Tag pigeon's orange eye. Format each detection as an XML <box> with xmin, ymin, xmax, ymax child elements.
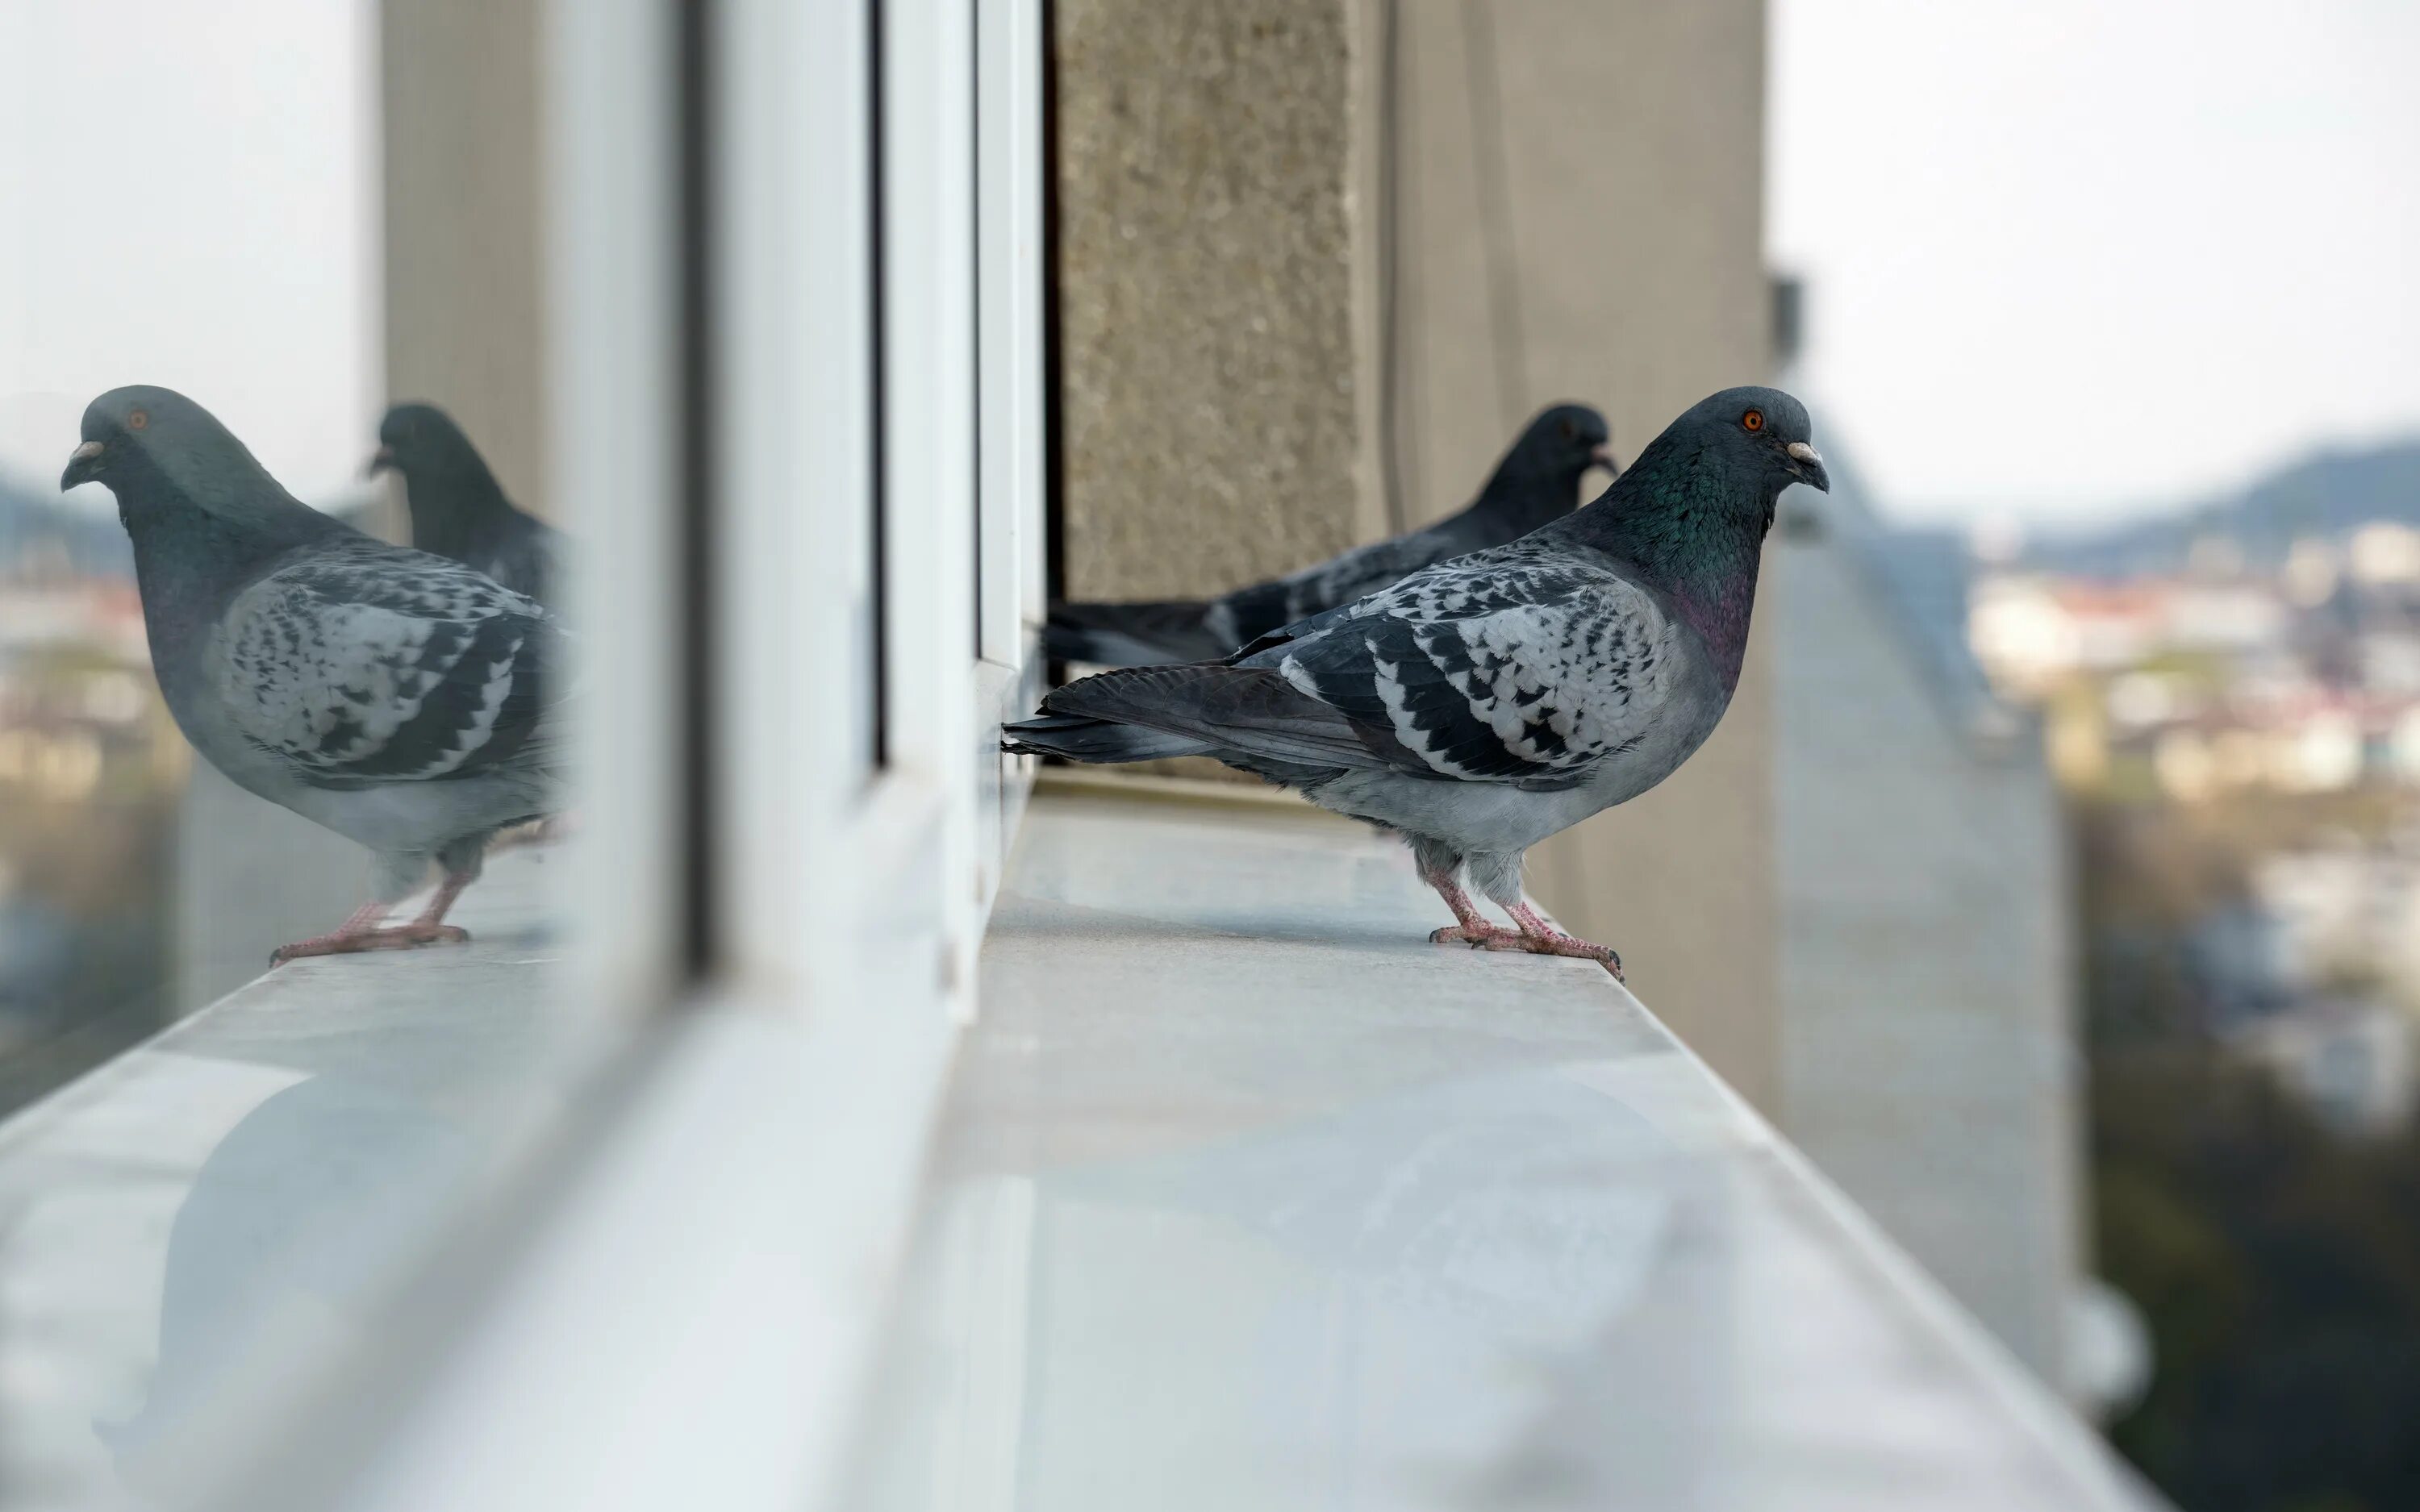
<box><xmin>1742</xmin><ymin>409</ymin><xmax>1763</xmax><ymax>433</ymax></box>
<box><xmin>127</xmin><ymin>409</ymin><xmax>148</xmax><ymax>431</ymax></box>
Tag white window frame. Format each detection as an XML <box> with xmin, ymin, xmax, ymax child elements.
<box><xmin>311</xmin><ymin>4</ymin><xmax>1049</xmax><ymax>1509</ymax></box>
<box><xmin>974</xmin><ymin>0</ymin><xmax>1052</xmax><ymax>901</ymax></box>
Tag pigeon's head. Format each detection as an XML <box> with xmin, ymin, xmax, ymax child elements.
<box><xmin>62</xmin><ymin>385</ymin><xmax>264</xmax><ymax>498</ymax></box>
<box><xmin>1508</xmin><ymin>403</ymin><xmax>1617</xmax><ymax>481</ymax></box>
<box><xmin>369</xmin><ymin>402</ymin><xmax>490</xmax><ymax>486</ymax></box>
<box><xmin>1674</xmin><ymin>385</ymin><xmax>1828</xmax><ymax>506</ymax></box>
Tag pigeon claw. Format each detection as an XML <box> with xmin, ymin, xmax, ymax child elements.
<box><xmin>1429</xmin><ymin>923</ymin><xmax>1524</xmax><ymax>949</ymax></box>
<box><xmin>1481</xmin><ymin>931</ymin><xmax>1625</xmax><ymax>980</ymax></box>
<box><xmin>1427</xmin><ymin>918</ymin><xmax>1625</xmax><ymax>979</ymax></box>
<box><xmin>1499</xmin><ymin>901</ymin><xmax>1625</xmax><ymax>980</ymax></box>
<box><xmin>270</xmin><ymin>923</ymin><xmax>473</xmax><ymax>966</ymax></box>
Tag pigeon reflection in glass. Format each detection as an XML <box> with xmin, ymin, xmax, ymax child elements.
<box><xmin>64</xmin><ymin>386</ymin><xmax>570</xmax><ymax>963</ymax></box>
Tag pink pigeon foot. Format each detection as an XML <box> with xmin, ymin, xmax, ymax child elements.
<box><xmin>269</xmin><ymin>868</ymin><xmax>478</xmax><ymax>965</ymax></box>
<box><xmin>1417</xmin><ymin>857</ymin><xmax>1524</xmax><ymax>949</ymax></box>
<box><xmin>271</xmin><ymin>922</ymin><xmax>471</xmax><ymax>964</ymax></box>
<box><xmin>1430</xmin><ymin>923</ymin><xmax>1529</xmax><ymax>948</ymax></box>
<box><xmin>1478</xmin><ymin>901</ymin><xmax>1623</xmax><ymax>979</ymax></box>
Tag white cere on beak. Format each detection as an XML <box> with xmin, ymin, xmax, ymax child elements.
<box><xmin>1787</xmin><ymin>441</ymin><xmax>1822</xmax><ymax>466</ymax></box>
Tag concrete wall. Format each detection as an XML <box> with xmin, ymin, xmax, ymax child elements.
<box><xmin>1054</xmin><ymin>0</ymin><xmax>1782</xmax><ymax>1105</ymax></box>
<box><xmin>1771</xmin><ymin>516</ymin><xmax>2080</xmax><ymax>1383</ymax></box>
<box><xmin>1054</xmin><ymin>0</ymin><xmax>1365</xmax><ymax>600</ymax></box>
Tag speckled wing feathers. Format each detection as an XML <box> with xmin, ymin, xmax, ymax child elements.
<box><xmin>1041</xmin><ymin>662</ymin><xmax>1393</xmax><ymax>771</ymax></box>
<box><xmin>1026</xmin><ymin>544</ymin><xmax>1679</xmax><ymax>792</ymax></box>
<box><xmin>215</xmin><ymin>543</ymin><xmax>560</xmax><ymax>789</ymax></box>
<box><xmin>1253</xmin><ymin>551</ymin><xmax>1677</xmax><ymax>789</ymax></box>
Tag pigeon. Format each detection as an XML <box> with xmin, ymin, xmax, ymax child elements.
<box><xmin>369</xmin><ymin>402</ymin><xmax>566</xmax><ymax>610</ymax></box>
<box><xmin>1045</xmin><ymin>402</ymin><xmax>1616</xmax><ymax>666</ymax></box>
<box><xmin>1002</xmin><ymin>386</ymin><xmax>1827</xmax><ymax>977</ymax></box>
<box><xmin>63</xmin><ymin>385</ymin><xmax>570</xmax><ymax>963</ymax></box>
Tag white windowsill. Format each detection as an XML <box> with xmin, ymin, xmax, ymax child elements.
<box><xmin>841</xmin><ymin>777</ymin><xmax>2165</xmax><ymax>1511</ymax></box>
<box><xmin>0</xmin><ymin>847</ymin><xmax>599</xmax><ymax>1506</ymax></box>
<box><xmin>0</xmin><ymin>778</ymin><xmax>2165</xmax><ymax>1511</ymax></box>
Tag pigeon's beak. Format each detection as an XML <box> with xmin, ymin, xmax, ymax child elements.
<box><xmin>60</xmin><ymin>440</ymin><xmax>105</xmax><ymax>492</ymax></box>
<box><xmin>1786</xmin><ymin>440</ymin><xmax>1830</xmax><ymax>493</ymax></box>
<box><xmin>365</xmin><ymin>445</ymin><xmax>397</xmax><ymax>479</ymax></box>
<box><xmin>1590</xmin><ymin>442</ymin><xmax>1621</xmax><ymax>473</ymax></box>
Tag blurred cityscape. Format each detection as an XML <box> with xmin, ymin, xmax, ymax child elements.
<box><xmin>0</xmin><ymin>466</ymin><xmax>389</xmax><ymax>1114</ymax></box>
<box><xmin>0</xmin><ymin>470</ymin><xmax>180</xmax><ymax>1114</ymax></box>
<box><xmin>1979</xmin><ymin>440</ymin><xmax>2420</xmax><ymax>1135</ymax></box>
<box><xmin>1967</xmin><ymin>437</ymin><xmax>2420</xmax><ymax>1508</ymax></box>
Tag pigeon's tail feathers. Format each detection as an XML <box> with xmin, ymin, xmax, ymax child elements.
<box><xmin>1042</xmin><ymin>599</ymin><xmax>1230</xmax><ymax>667</ymax></box>
<box><xmin>1029</xmin><ymin>663</ymin><xmax>1389</xmax><ymax>773</ymax></box>
<box><xmin>999</xmin><ymin>711</ymin><xmax>1210</xmax><ymax>764</ymax></box>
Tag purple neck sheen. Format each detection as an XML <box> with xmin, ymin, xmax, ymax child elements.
<box><xmin>1554</xmin><ymin>437</ymin><xmax>1774</xmax><ymax>692</ymax></box>
<box><xmin>1665</xmin><ymin>553</ymin><xmax>1762</xmax><ymax>691</ymax></box>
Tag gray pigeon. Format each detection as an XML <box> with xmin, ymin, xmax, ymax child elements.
<box><xmin>369</xmin><ymin>402</ymin><xmax>566</xmax><ymax>610</ymax></box>
<box><xmin>62</xmin><ymin>386</ymin><xmax>570</xmax><ymax>963</ymax></box>
<box><xmin>1003</xmin><ymin>386</ymin><xmax>1827</xmax><ymax>976</ymax></box>
<box><xmin>1045</xmin><ymin>403</ymin><xmax>1616</xmax><ymax>666</ymax></box>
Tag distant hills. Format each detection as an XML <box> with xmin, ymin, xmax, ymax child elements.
<box><xmin>2024</xmin><ymin>439</ymin><xmax>2420</xmax><ymax>579</ymax></box>
<box><xmin>0</xmin><ymin>471</ymin><xmax>131</xmax><ymax>579</ymax></box>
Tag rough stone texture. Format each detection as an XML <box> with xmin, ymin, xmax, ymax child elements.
<box><xmin>1055</xmin><ymin>0</ymin><xmax>1363</xmax><ymax>602</ymax></box>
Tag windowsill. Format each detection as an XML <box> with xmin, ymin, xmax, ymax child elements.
<box><xmin>0</xmin><ymin>848</ymin><xmax>586</xmax><ymax>1504</ymax></box>
<box><xmin>842</xmin><ymin>777</ymin><xmax>2164</xmax><ymax>1510</ymax></box>
<box><xmin>0</xmin><ymin>781</ymin><xmax>2162</xmax><ymax>1510</ymax></box>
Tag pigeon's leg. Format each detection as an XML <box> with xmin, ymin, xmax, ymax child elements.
<box><xmin>1466</xmin><ymin>849</ymin><xmax>1624</xmax><ymax>979</ymax></box>
<box><xmin>1412</xmin><ymin>835</ymin><xmax>1524</xmax><ymax>949</ymax></box>
<box><xmin>270</xmin><ymin>904</ymin><xmax>472</xmax><ymax>963</ymax></box>
<box><xmin>407</xmin><ymin>867</ymin><xmax>478</xmax><ymax>932</ymax></box>
<box><xmin>268</xmin><ymin>901</ymin><xmax>396</xmax><ymax>964</ymax></box>
<box><xmin>1500</xmin><ymin>901</ymin><xmax>1625</xmax><ymax>980</ymax></box>
<box><xmin>269</xmin><ymin>849</ymin><xmax>478</xmax><ymax>964</ymax></box>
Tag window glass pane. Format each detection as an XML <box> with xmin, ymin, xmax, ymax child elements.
<box><xmin>1</xmin><ymin>2</ymin><xmax>379</xmax><ymax>1089</ymax></box>
<box><xmin>0</xmin><ymin>2</ymin><xmax>632</xmax><ymax>1502</ymax></box>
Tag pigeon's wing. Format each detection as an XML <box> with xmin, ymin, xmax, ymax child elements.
<box><xmin>1038</xmin><ymin>660</ymin><xmax>1400</xmax><ymax>773</ymax></box>
<box><xmin>1239</xmin><ymin>553</ymin><xmax>1688</xmax><ymax>789</ymax></box>
<box><xmin>1041</xmin><ymin>551</ymin><xmax>1684</xmax><ymax>790</ymax></box>
<box><xmin>213</xmin><ymin>544</ymin><xmax>565</xmax><ymax>789</ymax></box>
<box><xmin>1218</xmin><ymin>526</ymin><xmax>1460</xmax><ymax>646</ymax></box>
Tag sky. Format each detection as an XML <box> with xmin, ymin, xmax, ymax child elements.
<box><xmin>5</xmin><ymin>2</ymin><xmax>2414</xmax><ymax>531</ymax></box>
<box><xmin>1768</xmin><ymin>0</ymin><xmax>2420</xmax><ymax>526</ymax></box>
<box><xmin>0</xmin><ymin>0</ymin><xmax>378</xmax><ymax>507</ymax></box>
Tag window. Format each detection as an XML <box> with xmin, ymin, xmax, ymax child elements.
<box><xmin>0</xmin><ymin>0</ymin><xmax>383</xmax><ymax>1106</ymax></box>
<box><xmin>0</xmin><ymin>2</ymin><xmax>1046</xmax><ymax>1507</ymax></box>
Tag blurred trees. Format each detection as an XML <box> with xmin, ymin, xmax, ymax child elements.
<box><xmin>2081</xmin><ymin>796</ymin><xmax>2420</xmax><ymax>1511</ymax></box>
